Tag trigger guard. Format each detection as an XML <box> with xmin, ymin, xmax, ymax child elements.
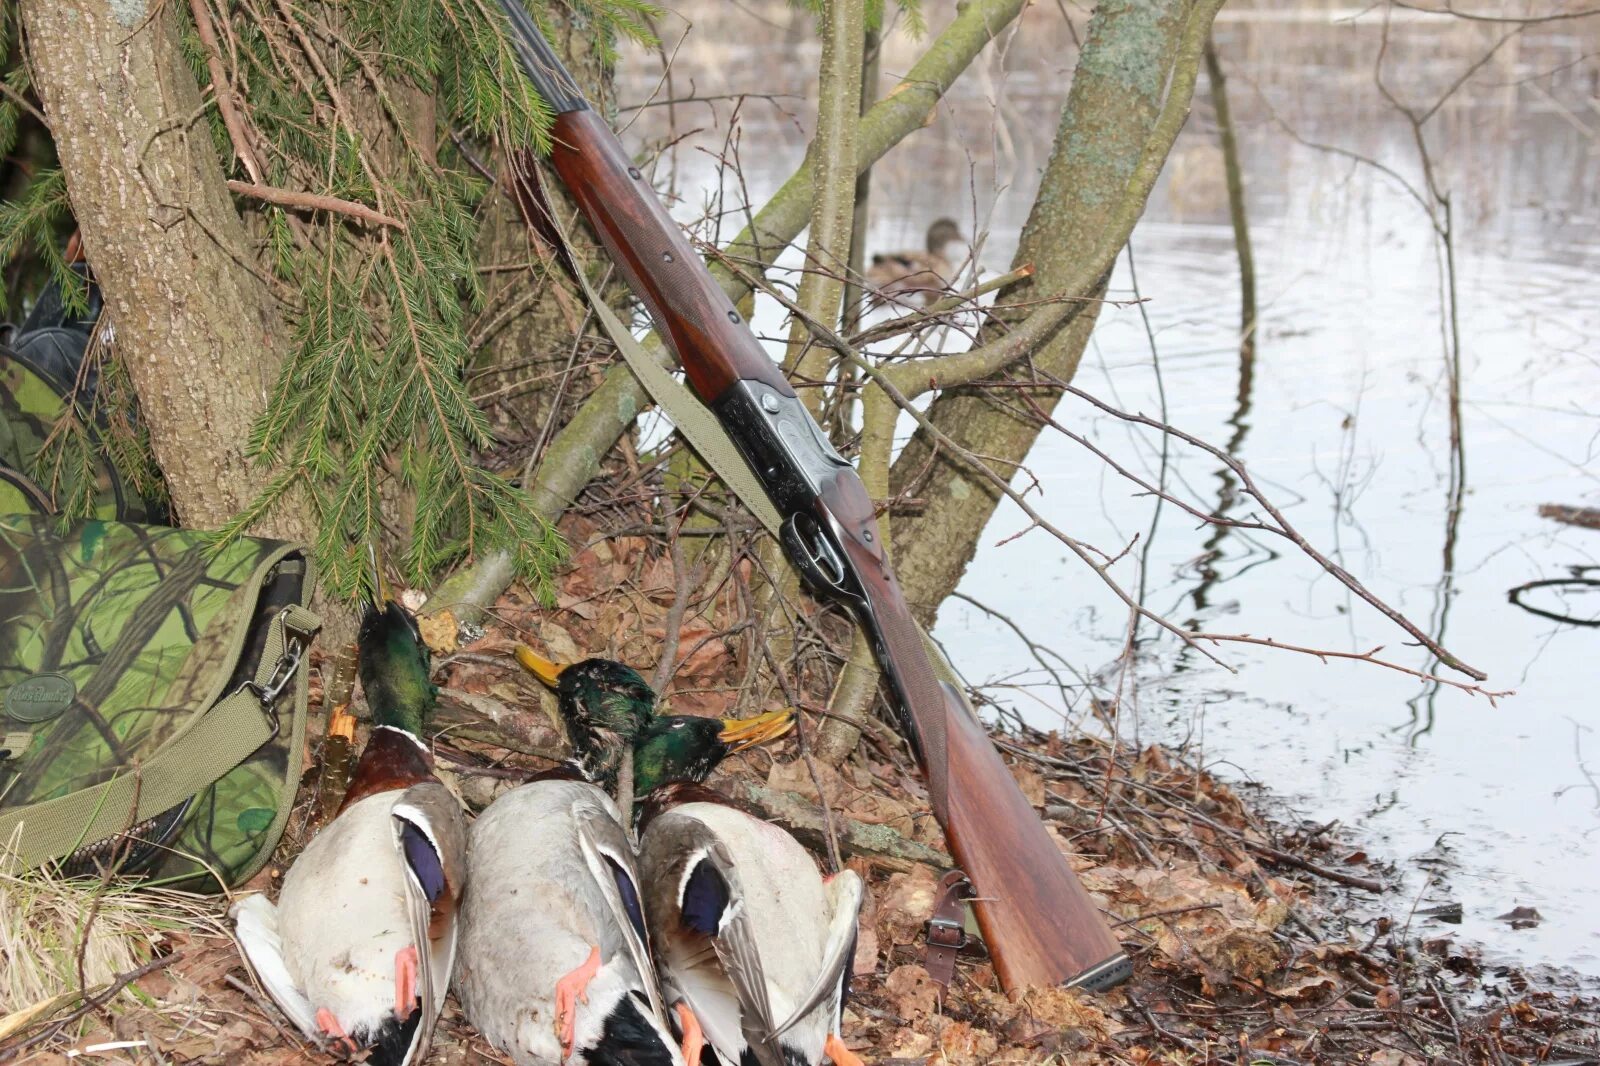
<box><xmin>782</xmin><ymin>513</ymin><xmax>848</xmax><ymax>594</ymax></box>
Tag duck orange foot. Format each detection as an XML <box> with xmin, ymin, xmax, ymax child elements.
<box><xmin>395</xmin><ymin>945</ymin><xmax>419</xmax><ymax>1017</ymax></box>
<box><xmin>673</xmin><ymin>1001</ymin><xmax>704</xmax><ymax>1066</ymax></box>
<box><xmin>555</xmin><ymin>945</ymin><xmax>602</xmax><ymax>1057</ymax></box>
<box><xmin>825</xmin><ymin>1032</ymin><xmax>864</xmax><ymax>1066</ymax></box>
<box><xmin>315</xmin><ymin>1007</ymin><xmax>361</xmax><ymax>1056</ymax></box>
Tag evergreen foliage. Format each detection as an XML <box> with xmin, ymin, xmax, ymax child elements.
<box><xmin>0</xmin><ymin>0</ymin><xmax>659</xmax><ymax>601</ymax></box>
<box><xmin>0</xmin><ymin>167</ymin><xmax>87</xmax><ymax>319</ymax></box>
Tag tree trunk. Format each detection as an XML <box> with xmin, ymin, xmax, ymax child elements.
<box><xmin>887</xmin><ymin>0</ymin><xmax>1190</xmax><ymax>625</ymax></box>
<box><xmin>471</xmin><ymin>7</ymin><xmax>618</xmax><ymax>443</ymax></box>
<box><xmin>435</xmin><ymin>0</ymin><xmax>1032</xmax><ymax>613</ymax></box>
<box><xmin>19</xmin><ymin>0</ymin><xmax>311</xmax><ymax>543</ymax></box>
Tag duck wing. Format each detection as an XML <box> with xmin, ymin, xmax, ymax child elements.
<box><xmin>772</xmin><ymin>870</ymin><xmax>862</xmax><ymax>1038</ymax></box>
<box><xmin>391</xmin><ymin>781</ymin><xmax>468</xmax><ymax>1065</ymax></box>
<box><xmin>642</xmin><ymin>811</ymin><xmax>792</xmax><ymax>1066</ymax></box>
<box><xmin>230</xmin><ymin>893</ymin><xmax>320</xmax><ymax>1039</ymax></box>
<box><xmin>572</xmin><ymin>797</ymin><xmax>664</xmax><ymax>1019</ymax></box>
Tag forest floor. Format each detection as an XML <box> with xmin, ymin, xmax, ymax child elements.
<box><xmin>1</xmin><ymin>509</ymin><xmax>1597</xmax><ymax>1065</ymax></box>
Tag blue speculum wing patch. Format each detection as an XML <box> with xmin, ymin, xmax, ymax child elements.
<box><xmin>605</xmin><ymin>855</ymin><xmax>648</xmax><ymax>943</ymax></box>
<box><xmin>400</xmin><ymin>819</ymin><xmax>445</xmax><ymax>901</ymax></box>
<box><xmin>680</xmin><ymin>858</ymin><xmax>729</xmax><ymax>937</ymax></box>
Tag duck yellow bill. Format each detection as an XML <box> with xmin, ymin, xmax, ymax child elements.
<box><xmin>515</xmin><ymin>644</ymin><xmax>569</xmax><ymax>687</ymax></box>
<box><xmin>718</xmin><ymin>708</ymin><xmax>796</xmax><ymax>753</ymax></box>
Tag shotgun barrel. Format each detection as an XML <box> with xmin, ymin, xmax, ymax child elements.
<box><xmin>494</xmin><ymin>0</ymin><xmax>1129</xmax><ymax>993</ymax></box>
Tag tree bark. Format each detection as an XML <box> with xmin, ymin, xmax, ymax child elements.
<box><xmin>783</xmin><ymin>0</ymin><xmax>865</xmax><ymax>405</ymax></box>
<box><xmin>471</xmin><ymin>7</ymin><xmax>617</xmax><ymax>441</ymax></box>
<box><xmin>433</xmin><ymin>0</ymin><xmax>1031</xmax><ymax>614</ymax></box>
<box><xmin>886</xmin><ymin>0</ymin><xmax>1191</xmax><ymax>625</ymax></box>
<box><xmin>19</xmin><ymin>0</ymin><xmax>310</xmax><ymax>542</ymax></box>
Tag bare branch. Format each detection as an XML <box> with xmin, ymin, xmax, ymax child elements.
<box><xmin>187</xmin><ymin>0</ymin><xmax>264</xmax><ymax>183</ymax></box>
<box><xmin>1387</xmin><ymin>0</ymin><xmax>1600</xmax><ymax>23</ymax></box>
<box><xmin>224</xmin><ymin>180</ymin><xmax>407</xmax><ymax>230</ymax></box>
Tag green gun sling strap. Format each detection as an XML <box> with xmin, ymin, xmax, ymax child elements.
<box><xmin>548</xmin><ymin>213</ymin><xmax>966</xmax><ymax>689</ymax></box>
<box><xmin>0</xmin><ymin>602</ymin><xmax>319</xmax><ymax>876</ymax></box>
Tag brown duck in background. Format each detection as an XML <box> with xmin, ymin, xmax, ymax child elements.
<box><xmin>865</xmin><ymin>217</ymin><xmax>966</xmax><ymax>306</ymax></box>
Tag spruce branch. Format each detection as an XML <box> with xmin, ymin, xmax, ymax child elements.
<box><xmin>225</xmin><ymin>179</ymin><xmax>406</xmax><ymax>229</ymax></box>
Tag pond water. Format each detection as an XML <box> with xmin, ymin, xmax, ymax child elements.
<box><xmin>616</xmin><ymin>2</ymin><xmax>1600</xmax><ymax>972</ymax></box>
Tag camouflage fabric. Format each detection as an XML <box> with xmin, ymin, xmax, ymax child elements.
<box><xmin>0</xmin><ymin>514</ymin><xmax>313</xmax><ymax>889</ymax></box>
<box><xmin>0</xmin><ymin>341</ymin><xmax>156</xmax><ymax>523</ymax></box>
<box><xmin>0</xmin><ymin>467</ymin><xmax>51</xmax><ymax>517</ymax></box>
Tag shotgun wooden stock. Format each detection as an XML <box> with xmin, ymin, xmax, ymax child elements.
<box><xmin>495</xmin><ymin>0</ymin><xmax>1128</xmax><ymax>992</ymax></box>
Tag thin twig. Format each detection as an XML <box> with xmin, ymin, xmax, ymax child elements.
<box><xmin>0</xmin><ymin>953</ymin><xmax>183</xmax><ymax>1061</ymax></box>
<box><xmin>188</xmin><ymin>0</ymin><xmax>264</xmax><ymax>183</ymax></box>
<box><xmin>224</xmin><ymin>180</ymin><xmax>406</xmax><ymax>230</ymax></box>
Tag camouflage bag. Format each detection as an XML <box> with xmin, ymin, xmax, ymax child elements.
<box><xmin>0</xmin><ymin>514</ymin><xmax>319</xmax><ymax>890</ymax></box>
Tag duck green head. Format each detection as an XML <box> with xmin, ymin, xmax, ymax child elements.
<box><xmin>358</xmin><ymin>600</ymin><xmax>437</xmax><ymax>736</ymax></box>
<box><xmin>517</xmin><ymin>647</ymin><xmax>656</xmax><ymax>781</ymax></box>
<box><xmin>516</xmin><ymin>645</ymin><xmax>795</xmax><ymax>790</ymax></box>
<box><xmin>634</xmin><ymin>708</ymin><xmax>795</xmax><ymax>793</ymax></box>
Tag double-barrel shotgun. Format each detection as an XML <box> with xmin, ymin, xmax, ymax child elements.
<box><xmin>493</xmin><ymin>0</ymin><xmax>1129</xmax><ymax>993</ymax></box>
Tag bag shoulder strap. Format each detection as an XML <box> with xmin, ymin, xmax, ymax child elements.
<box><xmin>0</xmin><ymin>604</ymin><xmax>319</xmax><ymax>873</ymax></box>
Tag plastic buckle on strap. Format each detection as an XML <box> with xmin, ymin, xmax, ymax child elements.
<box><xmin>237</xmin><ymin>607</ymin><xmax>315</xmax><ymax>739</ymax></box>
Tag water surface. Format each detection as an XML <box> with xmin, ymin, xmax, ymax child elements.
<box><xmin>618</xmin><ymin>2</ymin><xmax>1600</xmax><ymax>971</ymax></box>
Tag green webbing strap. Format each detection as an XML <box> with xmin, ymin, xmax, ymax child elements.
<box><xmin>562</xmin><ymin>240</ymin><xmax>783</xmax><ymax>537</ymax></box>
<box><xmin>0</xmin><ymin>603</ymin><xmax>320</xmax><ymax>873</ymax></box>
<box><xmin>557</xmin><ymin>223</ymin><xmax>966</xmax><ymax>691</ymax></box>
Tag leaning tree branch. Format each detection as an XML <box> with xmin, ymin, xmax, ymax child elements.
<box><xmin>876</xmin><ymin>0</ymin><xmax>1227</xmax><ymax>401</ymax></box>
<box><xmin>781</xmin><ymin>0</ymin><xmax>865</xmax><ymax>403</ymax></box>
<box><xmin>431</xmin><ymin>0</ymin><xmax>1032</xmax><ymax>614</ymax></box>
<box><xmin>724</xmin><ymin>253</ymin><xmax>1509</xmax><ymax>704</ymax></box>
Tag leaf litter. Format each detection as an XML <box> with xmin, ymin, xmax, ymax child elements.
<box><xmin>2</xmin><ymin>511</ymin><xmax>1596</xmax><ymax>1064</ymax></box>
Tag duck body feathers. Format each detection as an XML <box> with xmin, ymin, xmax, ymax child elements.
<box><xmin>454</xmin><ymin>779</ymin><xmax>683</xmax><ymax>1066</ymax></box>
<box><xmin>865</xmin><ymin>217</ymin><xmax>965</xmax><ymax>306</ymax></box>
<box><xmin>638</xmin><ymin>798</ymin><xmax>862</xmax><ymax>1066</ymax></box>
<box><xmin>232</xmin><ymin>773</ymin><xmax>466</xmax><ymax>1066</ymax></box>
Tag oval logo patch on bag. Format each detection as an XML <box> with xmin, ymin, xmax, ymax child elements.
<box><xmin>5</xmin><ymin>673</ymin><xmax>76</xmax><ymax>723</ymax></box>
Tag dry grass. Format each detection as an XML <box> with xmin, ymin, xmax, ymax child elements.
<box><xmin>0</xmin><ymin>861</ymin><xmax>222</xmax><ymax>1018</ymax></box>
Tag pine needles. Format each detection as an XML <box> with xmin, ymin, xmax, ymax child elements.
<box><xmin>0</xmin><ymin>0</ymin><xmax>667</xmax><ymax>600</ymax></box>
<box><xmin>184</xmin><ymin>0</ymin><xmax>666</xmax><ymax>599</ymax></box>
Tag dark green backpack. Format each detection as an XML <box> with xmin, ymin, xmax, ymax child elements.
<box><xmin>0</xmin><ymin>515</ymin><xmax>317</xmax><ymax>889</ymax></box>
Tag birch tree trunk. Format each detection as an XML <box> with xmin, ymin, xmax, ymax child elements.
<box><xmin>19</xmin><ymin>0</ymin><xmax>311</xmax><ymax>542</ymax></box>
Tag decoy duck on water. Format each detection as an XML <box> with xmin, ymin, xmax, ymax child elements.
<box><xmin>451</xmin><ymin>651</ymin><xmax>795</xmax><ymax>1066</ymax></box>
<box><xmin>515</xmin><ymin>647</ymin><xmax>796</xmax><ymax>795</ymax></box>
<box><xmin>232</xmin><ymin>599</ymin><xmax>467</xmax><ymax>1066</ymax></box>
<box><xmin>865</xmin><ymin>217</ymin><xmax>966</xmax><ymax>306</ymax></box>
<box><xmin>637</xmin><ymin>782</ymin><xmax>865</xmax><ymax>1066</ymax></box>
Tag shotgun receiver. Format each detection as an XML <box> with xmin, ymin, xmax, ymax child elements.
<box><xmin>496</xmin><ymin>0</ymin><xmax>1129</xmax><ymax>993</ymax></box>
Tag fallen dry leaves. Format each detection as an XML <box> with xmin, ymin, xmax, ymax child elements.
<box><xmin>5</xmin><ymin>510</ymin><xmax>1596</xmax><ymax>1065</ymax></box>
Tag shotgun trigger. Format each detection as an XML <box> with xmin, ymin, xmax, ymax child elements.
<box><xmin>782</xmin><ymin>512</ymin><xmax>849</xmax><ymax>594</ymax></box>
